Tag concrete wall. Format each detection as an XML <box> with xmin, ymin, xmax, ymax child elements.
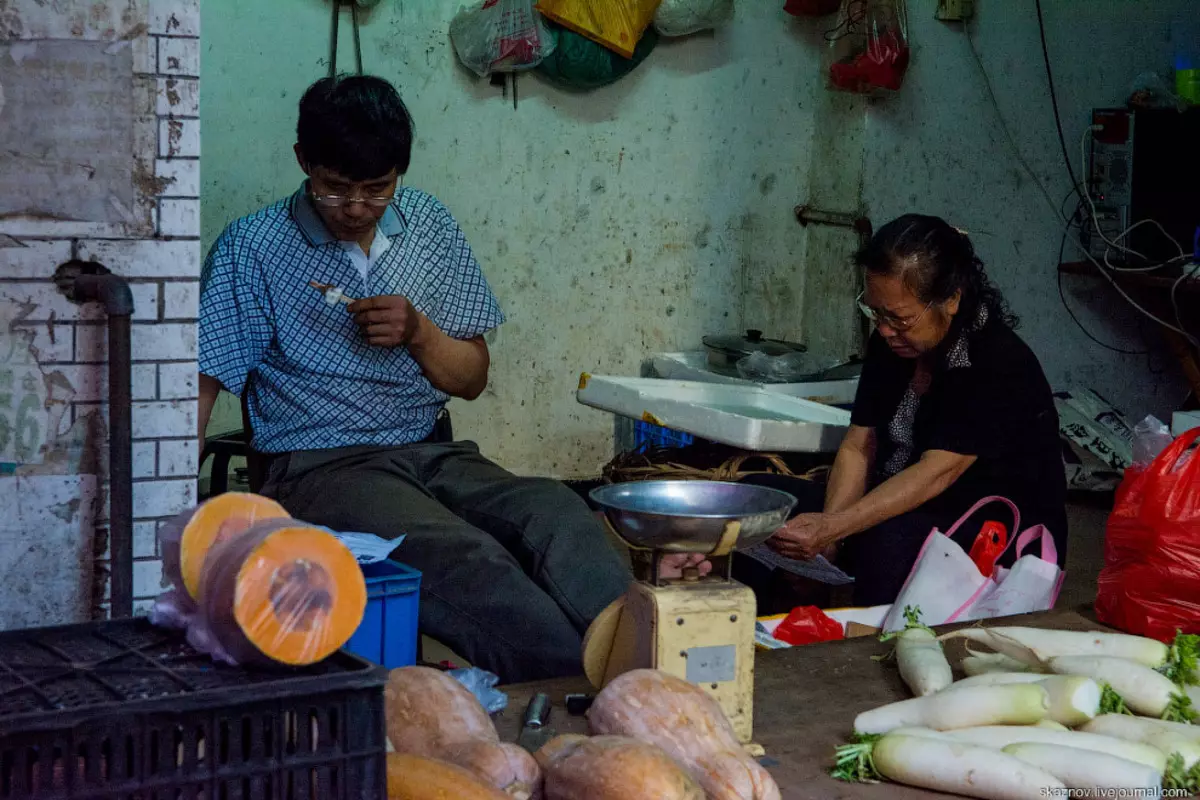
<box><xmin>201</xmin><ymin>1</ymin><xmax>833</xmax><ymax>478</ymax></box>
<box><xmin>201</xmin><ymin>1</ymin><xmax>1188</xmax><ymax>481</ymax></box>
<box><xmin>0</xmin><ymin>0</ymin><xmax>201</xmax><ymax>625</ymax></box>
<box><xmin>861</xmin><ymin>1</ymin><xmax>1192</xmax><ymax>420</ymax></box>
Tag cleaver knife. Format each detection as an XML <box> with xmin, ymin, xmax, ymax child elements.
<box><xmin>516</xmin><ymin>693</ymin><xmax>555</xmax><ymax>753</ymax></box>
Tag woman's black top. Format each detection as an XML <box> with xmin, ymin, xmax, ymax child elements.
<box><xmin>850</xmin><ymin>307</ymin><xmax>1068</xmax><ymax>554</ymax></box>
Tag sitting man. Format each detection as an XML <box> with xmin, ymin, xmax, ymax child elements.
<box><xmin>197</xmin><ymin>74</ymin><xmax>701</xmax><ymax>683</ymax></box>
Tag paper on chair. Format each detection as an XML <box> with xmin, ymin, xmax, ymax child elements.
<box><xmin>333</xmin><ymin>531</ymin><xmax>404</xmax><ymax>564</ymax></box>
<box><xmin>741</xmin><ymin>543</ymin><xmax>854</xmax><ymax>585</ymax></box>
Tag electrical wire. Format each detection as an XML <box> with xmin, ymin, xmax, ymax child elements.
<box><xmin>1034</xmin><ymin>0</ymin><xmax>1078</xmax><ymax>193</ymax></box>
<box><xmin>1056</xmin><ymin>200</ymin><xmax>1147</xmax><ymax>352</ymax></box>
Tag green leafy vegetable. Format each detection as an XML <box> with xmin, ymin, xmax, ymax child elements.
<box><xmin>1099</xmin><ymin>684</ymin><xmax>1132</xmax><ymax>715</ymax></box>
<box><xmin>1162</xmin><ymin>753</ymin><xmax>1200</xmax><ymax>795</ymax></box>
<box><xmin>1161</xmin><ymin>630</ymin><xmax>1200</xmax><ymax>686</ymax></box>
<box><xmin>1162</xmin><ymin>691</ymin><xmax>1198</xmax><ymax>723</ymax></box>
<box><xmin>829</xmin><ymin>733</ymin><xmax>882</xmax><ymax>783</ymax></box>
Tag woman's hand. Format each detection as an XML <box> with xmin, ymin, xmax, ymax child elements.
<box><xmin>767</xmin><ymin>513</ymin><xmax>843</xmax><ymax>561</ymax></box>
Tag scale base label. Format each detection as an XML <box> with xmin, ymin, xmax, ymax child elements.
<box><xmin>685</xmin><ymin>645</ymin><xmax>737</xmax><ymax>684</ymax></box>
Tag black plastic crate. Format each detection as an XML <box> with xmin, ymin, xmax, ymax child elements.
<box><xmin>0</xmin><ymin>617</ymin><xmax>388</xmax><ymax>800</ymax></box>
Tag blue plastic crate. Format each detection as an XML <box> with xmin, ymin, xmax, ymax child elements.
<box><xmin>344</xmin><ymin>559</ymin><xmax>421</xmax><ymax>668</ymax></box>
<box><xmin>634</xmin><ymin>420</ymin><xmax>694</xmax><ymax>449</ymax></box>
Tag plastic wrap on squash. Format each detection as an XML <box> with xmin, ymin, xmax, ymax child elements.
<box><xmin>158</xmin><ymin>492</ymin><xmax>292</xmax><ymax>602</ymax></box>
<box><xmin>534</xmin><ymin>0</ymin><xmax>662</xmax><ymax>59</ymax></box>
<box><xmin>154</xmin><ymin>515</ymin><xmax>367</xmax><ymax>668</ymax></box>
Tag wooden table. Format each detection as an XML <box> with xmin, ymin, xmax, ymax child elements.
<box><xmin>494</xmin><ymin>605</ymin><xmax>1114</xmax><ymax>799</ymax></box>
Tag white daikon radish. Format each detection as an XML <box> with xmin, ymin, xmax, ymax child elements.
<box><xmin>1001</xmin><ymin>742</ymin><xmax>1162</xmax><ymax>795</ymax></box>
<box><xmin>940</xmin><ymin>627</ymin><xmax>1170</xmax><ymax>668</ymax></box>
<box><xmin>937</xmin><ymin>726</ymin><xmax>1168</xmax><ymax>772</ymax></box>
<box><xmin>1110</xmin><ymin>715</ymin><xmax>1200</xmax><ymax>742</ymax></box>
<box><xmin>1047</xmin><ymin>655</ymin><xmax>1196</xmax><ymax>721</ymax></box>
<box><xmin>1081</xmin><ymin>714</ymin><xmax>1200</xmax><ymax>769</ymax></box>
<box><xmin>943</xmin><ymin>672</ymin><xmax>1049</xmax><ymax>689</ymax></box>
<box><xmin>853</xmin><ymin>684</ymin><xmax>1049</xmax><ymax>735</ymax></box>
<box><xmin>960</xmin><ymin>648</ymin><xmax>1041</xmax><ymax>677</ymax></box>
<box><xmin>941</xmin><ymin>673</ymin><xmax>1100</xmax><ymax>727</ymax></box>
<box><xmin>1034</xmin><ymin>720</ymin><xmax>1069</xmax><ymax>731</ymax></box>
<box><xmin>871</xmin><ymin>734</ymin><xmax>1065</xmax><ymax>799</ymax></box>
<box><xmin>881</xmin><ymin>606</ymin><xmax>953</xmax><ymax>697</ymax></box>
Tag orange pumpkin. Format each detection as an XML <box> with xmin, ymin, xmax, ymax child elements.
<box><xmin>536</xmin><ymin>734</ymin><xmax>704</xmax><ymax>800</ymax></box>
<box><xmin>386</xmin><ymin>753</ymin><xmax>511</xmax><ymax>800</ymax></box>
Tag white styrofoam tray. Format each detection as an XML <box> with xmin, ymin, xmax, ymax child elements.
<box><xmin>651</xmin><ymin>351</ymin><xmax>859</xmax><ymax>406</ymax></box>
<box><xmin>577</xmin><ymin>374</ymin><xmax>851</xmax><ymax>453</ymax></box>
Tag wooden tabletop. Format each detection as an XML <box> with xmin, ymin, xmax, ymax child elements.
<box><xmin>494</xmin><ymin>605</ymin><xmax>1113</xmax><ymax>799</ymax></box>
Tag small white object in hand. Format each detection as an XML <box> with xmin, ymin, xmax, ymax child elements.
<box><xmin>324</xmin><ymin>286</ymin><xmax>347</xmax><ymax>305</ymax></box>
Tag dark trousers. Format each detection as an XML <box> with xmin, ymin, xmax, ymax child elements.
<box><xmin>736</xmin><ymin>475</ymin><xmax>985</xmax><ymax>608</ymax></box>
<box><xmin>260</xmin><ymin>441</ymin><xmax>633</xmax><ymax>684</ymax></box>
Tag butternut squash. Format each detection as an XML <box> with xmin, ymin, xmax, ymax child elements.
<box><xmin>198</xmin><ymin>518</ymin><xmax>367</xmax><ymax>666</ymax></box>
<box><xmin>386</xmin><ymin>753</ymin><xmax>510</xmax><ymax>800</ymax></box>
<box><xmin>163</xmin><ymin>492</ymin><xmax>291</xmax><ymax>601</ymax></box>
<box><xmin>535</xmin><ymin>734</ymin><xmax>704</xmax><ymax>800</ymax></box>
<box><xmin>385</xmin><ymin>666</ymin><xmax>543</xmax><ymax>797</ymax></box>
<box><xmin>588</xmin><ymin>669</ymin><xmax>781</xmax><ymax>800</ymax></box>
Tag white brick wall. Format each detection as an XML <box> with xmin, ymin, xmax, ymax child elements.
<box><xmin>0</xmin><ymin>0</ymin><xmax>203</xmax><ymax>621</ymax></box>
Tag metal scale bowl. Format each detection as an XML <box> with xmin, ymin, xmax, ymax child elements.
<box><xmin>583</xmin><ymin>481</ymin><xmax>796</xmax><ymax>745</ymax></box>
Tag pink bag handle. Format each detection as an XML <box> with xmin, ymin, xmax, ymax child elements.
<box><xmin>1011</xmin><ymin>524</ymin><xmax>1058</xmax><ymax>565</ymax></box>
<box><xmin>943</xmin><ymin>495</ymin><xmax>1021</xmax><ymax>542</ymax></box>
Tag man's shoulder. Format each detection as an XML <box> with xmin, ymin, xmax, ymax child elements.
<box><xmin>216</xmin><ymin>196</ymin><xmax>302</xmax><ymax>252</ymax></box>
<box><xmin>393</xmin><ymin>186</ymin><xmax>461</xmax><ymax>232</ymax></box>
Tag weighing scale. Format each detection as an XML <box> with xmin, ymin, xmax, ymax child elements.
<box><xmin>583</xmin><ymin>480</ymin><xmax>796</xmax><ymax>745</ymax></box>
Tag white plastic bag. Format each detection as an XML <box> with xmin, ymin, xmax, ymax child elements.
<box><xmin>653</xmin><ymin>0</ymin><xmax>734</xmax><ymax>37</ymax></box>
<box><xmin>449</xmin><ymin>0</ymin><xmax>556</xmax><ymax>78</ymax></box>
<box><xmin>880</xmin><ymin>497</ymin><xmax>1064</xmax><ymax>632</ymax></box>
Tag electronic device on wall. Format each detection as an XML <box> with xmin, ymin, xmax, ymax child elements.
<box><xmin>1083</xmin><ymin>107</ymin><xmax>1200</xmax><ymax>266</ymax></box>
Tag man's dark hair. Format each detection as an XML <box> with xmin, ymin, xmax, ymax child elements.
<box><xmin>297</xmin><ymin>75</ymin><xmax>414</xmax><ymax>181</ymax></box>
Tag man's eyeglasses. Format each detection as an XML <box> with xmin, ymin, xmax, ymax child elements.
<box><xmin>856</xmin><ymin>292</ymin><xmax>932</xmax><ymax>332</ymax></box>
<box><xmin>311</xmin><ymin>193</ymin><xmax>395</xmax><ymax>209</ymax></box>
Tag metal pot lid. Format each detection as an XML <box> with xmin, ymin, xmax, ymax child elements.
<box><xmin>702</xmin><ymin>329</ymin><xmax>807</xmax><ymax>358</ymax></box>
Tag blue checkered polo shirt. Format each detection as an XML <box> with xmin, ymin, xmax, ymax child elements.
<box><xmin>199</xmin><ymin>183</ymin><xmax>505</xmax><ymax>454</ymax></box>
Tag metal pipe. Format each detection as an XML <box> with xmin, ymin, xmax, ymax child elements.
<box><xmin>54</xmin><ymin>262</ymin><xmax>135</xmax><ymax>618</ymax></box>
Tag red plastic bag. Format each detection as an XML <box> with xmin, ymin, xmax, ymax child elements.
<box><xmin>772</xmin><ymin>606</ymin><xmax>845</xmax><ymax>646</ymax></box>
<box><xmin>824</xmin><ymin>0</ymin><xmax>910</xmax><ymax>95</ymax></box>
<box><xmin>1095</xmin><ymin>428</ymin><xmax>1200</xmax><ymax>642</ymax></box>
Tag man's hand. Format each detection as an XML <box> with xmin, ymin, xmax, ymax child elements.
<box><xmin>348</xmin><ymin>295</ymin><xmax>421</xmax><ymax>348</ymax></box>
<box><xmin>767</xmin><ymin>513</ymin><xmax>843</xmax><ymax>561</ymax></box>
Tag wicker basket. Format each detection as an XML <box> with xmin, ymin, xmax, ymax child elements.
<box><xmin>602</xmin><ymin>444</ymin><xmax>827</xmax><ymax>485</ymax></box>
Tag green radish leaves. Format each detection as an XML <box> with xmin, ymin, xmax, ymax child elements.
<box><xmin>1162</xmin><ymin>753</ymin><xmax>1200</xmax><ymax>795</ymax></box>
<box><xmin>1099</xmin><ymin>684</ymin><xmax>1132</xmax><ymax>715</ymax></box>
<box><xmin>1161</xmin><ymin>630</ymin><xmax>1200</xmax><ymax>686</ymax></box>
<box><xmin>829</xmin><ymin>733</ymin><xmax>882</xmax><ymax>783</ymax></box>
<box><xmin>1162</xmin><ymin>692</ymin><xmax>1198</xmax><ymax>723</ymax></box>
<box><xmin>875</xmin><ymin>605</ymin><xmax>937</xmax><ymax>662</ymax></box>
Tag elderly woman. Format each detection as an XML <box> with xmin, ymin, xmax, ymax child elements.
<box><xmin>750</xmin><ymin>214</ymin><xmax>1067</xmax><ymax>608</ymax></box>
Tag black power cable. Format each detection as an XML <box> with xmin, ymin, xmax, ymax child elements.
<box><xmin>1035</xmin><ymin>0</ymin><xmax>1079</xmax><ymax>192</ymax></box>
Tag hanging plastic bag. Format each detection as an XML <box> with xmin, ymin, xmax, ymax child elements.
<box><xmin>536</xmin><ymin>21</ymin><xmax>659</xmax><ymax>90</ymax></box>
<box><xmin>653</xmin><ymin>0</ymin><xmax>733</xmax><ymax>37</ymax></box>
<box><xmin>450</xmin><ymin>0</ymin><xmax>557</xmax><ymax>78</ymax></box>
<box><xmin>824</xmin><ymin>0</ymin><xmax>910</xmax><ymax>96</ymax></box>
<box><xmin>1095</xmin><ymin>428</ymin><xmax>1200</xmax><ymax>641</ymax></box>
<box><xmin>535</xmin><ymin>0</ymin><xmax>661</xmax><ymax>59</ymax></box>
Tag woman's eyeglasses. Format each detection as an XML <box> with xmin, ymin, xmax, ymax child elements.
<box><xmin>856</xmin><ymin>292</ymin><xmax>932</xmax><ymax>332</ymax></box>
